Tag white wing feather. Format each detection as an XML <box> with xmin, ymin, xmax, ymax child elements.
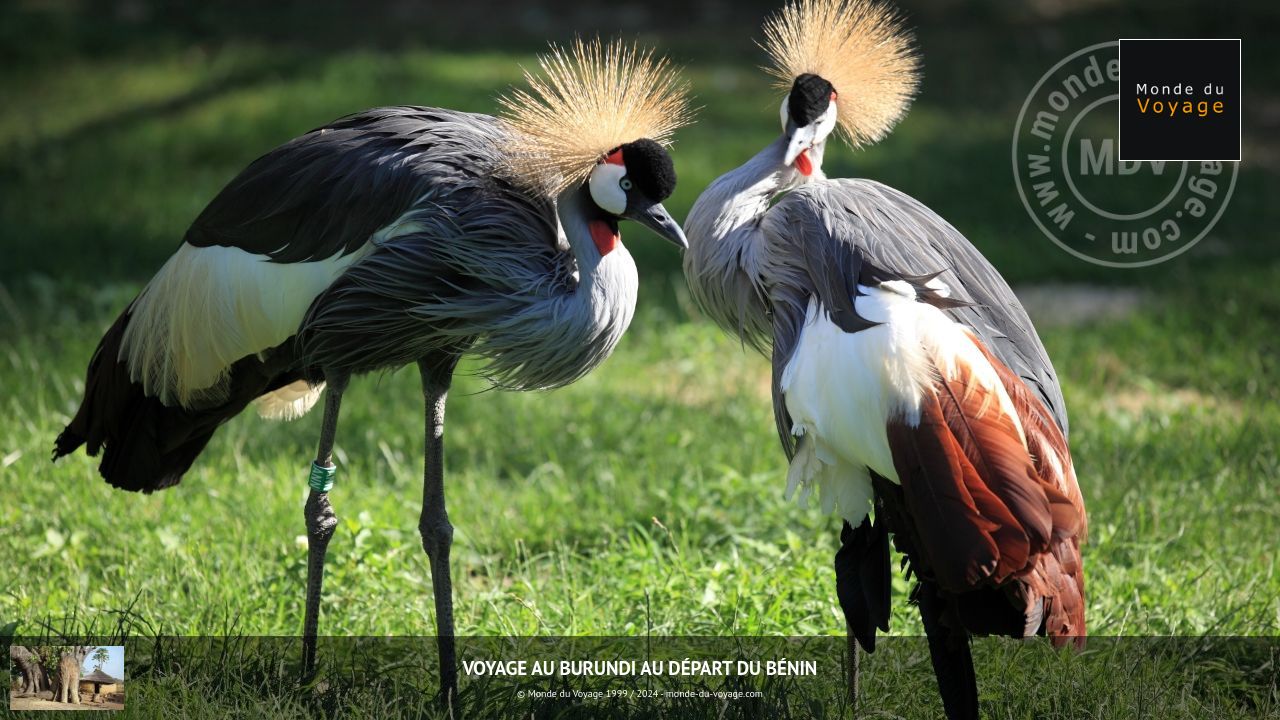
<box><xmin>780</xmin><ymin>284</ymin><xmax>1027</xmax><ymax>526</ymax></box>
<box><xmin>120</xmin><ymin>242</ymin><xmax>369</xmax><ymax>408</ymax></box>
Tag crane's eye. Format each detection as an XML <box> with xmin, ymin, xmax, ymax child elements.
<box><xmin>620</xmin><ymin>178</ymin><xmax>633</xmax><ymax>191</ymax></box>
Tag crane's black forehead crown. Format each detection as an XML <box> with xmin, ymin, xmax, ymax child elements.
<box><xmin>788</xmin><ymin>73</ymin><xmax>836</xmax><ymax>127</ymax></box>
<box><xmin>618</xmin><ymin>139</ymin><xmax>676</xmax><ymax>201</ymax></box>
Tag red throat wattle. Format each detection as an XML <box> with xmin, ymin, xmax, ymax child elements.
<box><xmin>589</xmin><ymin>220</ymin><xmax>619</xmax><ymax>256</ymax></box>
<box><xmin>794</xmin><ymin>149</ymin><xmax>813</xmax><ymax>177</ymax></box>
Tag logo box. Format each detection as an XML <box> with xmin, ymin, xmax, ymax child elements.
<box><xmin>1119</xmin><ymin>39</ymin><xmax>1241</xmax><ymax>162</ymax></box>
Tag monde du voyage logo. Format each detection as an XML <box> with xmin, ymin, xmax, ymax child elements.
<box><xmin>1013</xmin><ymin>40</ymin><xmax>1240</xmax><ymax>268</ymax></box>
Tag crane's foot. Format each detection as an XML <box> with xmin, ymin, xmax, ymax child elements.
<box><xmin>302</xmin><ymin>462</ymin><xmax>338</xmax><ymax>680</ymax></box>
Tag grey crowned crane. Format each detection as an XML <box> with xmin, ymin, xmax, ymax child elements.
<box><xmin>53</xmin><ymin>40</ymin><xmax>690</xmax><ymax>706</ymax></box>
<box><xmin>683</xmin><ymin>0</ymin><xmax>1087</xmax><ymax>717</ymax></box>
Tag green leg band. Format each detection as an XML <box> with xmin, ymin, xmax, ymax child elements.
<box><xmin>309</xmin><ymin>461</ymin><xmax>336</xmax><ymax>492</ymax></box>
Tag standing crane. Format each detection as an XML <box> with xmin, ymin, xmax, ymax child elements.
<box><xmin>53</xmin><ymin>39</ymin><xmax>690</xmax><ymax>706</ymax></box>
<box><xmin>683</xmin><ymin>1</ymin><xmax>1086</xmax><ymax>717</ymax></box>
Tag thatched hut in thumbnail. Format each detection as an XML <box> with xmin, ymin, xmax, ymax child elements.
<box><xmin>78</xmin><ymin>667</ymin><xmax>122</xmax><ymax>701</ymax></box>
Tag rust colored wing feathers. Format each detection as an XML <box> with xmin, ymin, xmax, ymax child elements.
<box><xmin>937</xmin><ymin>378</ymin><xmax>1053</xmax><ymax>553</ymax></box>
<box><xmin>970</xmin><ymin>336</ymin><xmax>1087</xmax><ymax>542</ymax></box>
<box><xmin>886</xmin><ymin>409</ymin><xmax>1000</xmax><ymax>589</ymax></box>
<box><xmin>887</xmin><ymin>333</ymin><xmax>1086</xmax><ymax>642</ymax></box>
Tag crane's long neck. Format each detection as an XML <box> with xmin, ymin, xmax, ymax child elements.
<box><xmin>684</xmin><ymin>135</ymin><xmax>806</xmax><ymax>347</ymax></box>
<box><xmin>539</xmin><ymin>185</ymin><xmax>638</xmax><ymax>384</ymax></box>
<box><xmin>560</xmin><ymin>182</ymin><xmax>638</xmax><ymax>299</ymax></box>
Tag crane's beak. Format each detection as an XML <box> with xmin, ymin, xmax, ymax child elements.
<box><xmin>624</xmin><ymin>199</ymin><xmax>688</xmax><ymax>249</ymax></box>
<box><xmin>784</xmin><ymin>124</ymin><xmax>819</xmax><ymax>176</ymax></box>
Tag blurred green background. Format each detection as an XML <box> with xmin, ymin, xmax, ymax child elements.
<box><xmin>2</xmin><ymin>0</ymin><xmax>1277</xmax><ymax>659</ymax></box>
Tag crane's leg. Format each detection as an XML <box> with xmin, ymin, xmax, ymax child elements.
<box><xmin>834</xmin><ymin>517</ymin><xmax>891</xmax><ymax>714</ymax></box>
<box><xmin>917</xmin><ymin>581</ymin><xmax>978</xmax><ymax>720</ymax></box>
<box><xmin>418</xmin><ymin>358</ymin><xmax>460</xmax><ymax>711</ymax></box>
<box><xmin>301</xmin><ymin>371</ymin><xmax>349</xmax><ymax>679</ymax></box>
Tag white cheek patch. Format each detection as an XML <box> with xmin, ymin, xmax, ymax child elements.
<box><xmin>780</xmin><ymin>95</ymin><xmax>790</xmax><ymax>132</ymax></box>
<box><xmin>814</xmin><ymin>103</ymin><xmax>838</xmax><ymax>142</ymax></box>
<box><xmin>589</xmin><ymin>163</ymin><xmax>628</xmax><ymax>215</ymax></box>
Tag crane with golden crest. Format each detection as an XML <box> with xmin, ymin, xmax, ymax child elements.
<box><xmin>55</xmin><ymin>39</ymin><xmax>690</xmax><ymax>707</ymax></box>
<box><xmin>684</xmin><ymin>0</ymin><xmax>1088</xmax><ymax>716</ymax></box>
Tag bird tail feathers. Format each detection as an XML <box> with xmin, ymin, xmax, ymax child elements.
<box><xmin>54</xmin><ymin>307</ymin><xmax>289</xmax><ymax>492</ymax></box>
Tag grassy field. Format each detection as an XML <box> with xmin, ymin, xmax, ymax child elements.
<box><xmin>2</xmin><ymin>1</ymin><xmax>1279</xmax><ymax>716</ymax></box>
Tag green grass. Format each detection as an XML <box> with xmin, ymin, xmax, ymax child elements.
<box><xmin>2</xmin><ymin>2</ymin><xmax>1279</xmax><ymax>717</ymax></box>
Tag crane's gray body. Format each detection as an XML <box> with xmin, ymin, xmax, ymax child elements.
<box><xmin>685</xmin><ymin>136</ymin><xmax>1068</xmax><ymax>457</ymax></box>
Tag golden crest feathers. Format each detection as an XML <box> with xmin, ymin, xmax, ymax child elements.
<box><xmin>762</xmin><ymin>0</ymin><xmax>919</xmax><ymax>146</ymax></box>
<box><xmin>499</xmin><ymin>39</ymin><xmax>691</xmax><ymax>195</ymax></box>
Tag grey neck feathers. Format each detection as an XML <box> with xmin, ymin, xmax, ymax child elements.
<box><xmin>476</xmin><ymin>185</ymin><xmax>638</xmax><ymax>391</ymax></box>
<box><xmin>558</xmin><ymin>184</ymin><xmax>639</xmax><ymax>348</ymax></box>
<box><xmin>684</xmin><ymin>134</ymin><xmax>808</xmax><ymax>349</ymax></box>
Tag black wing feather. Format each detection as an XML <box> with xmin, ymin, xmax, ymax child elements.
<box><xmin>184</xmin><ymin>106</ymin><xmax>504</xmax><ymax>263</ymax></box>
<box><xmin>835</xmin><ymin>517</ymin><xmax>892</xmax><ymax>651</ymax></box>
